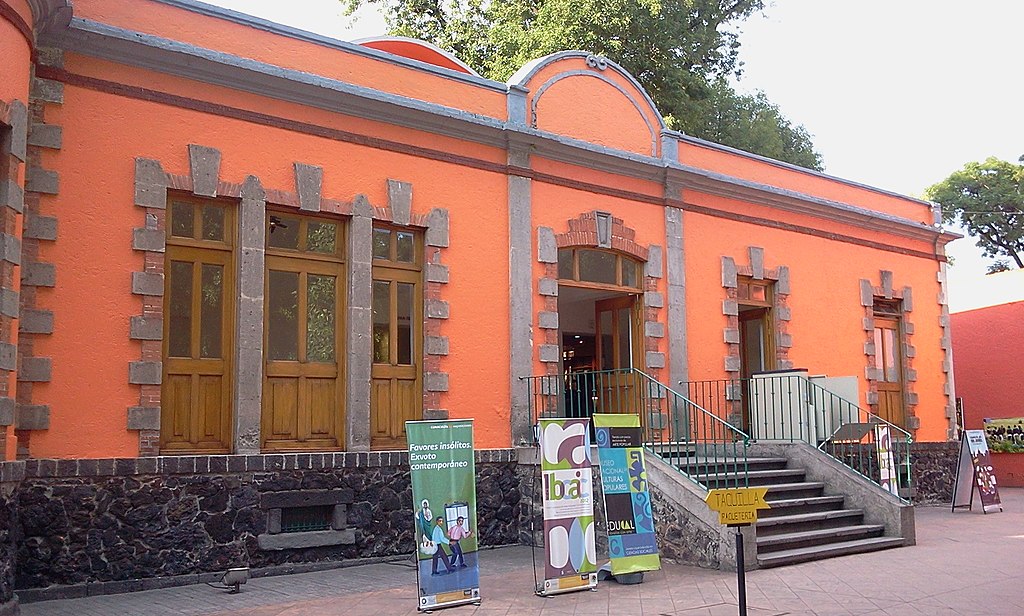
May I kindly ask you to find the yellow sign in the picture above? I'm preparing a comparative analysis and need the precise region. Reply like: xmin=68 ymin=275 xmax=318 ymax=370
xmin=704 ymin=487 xmax=771 ymax=526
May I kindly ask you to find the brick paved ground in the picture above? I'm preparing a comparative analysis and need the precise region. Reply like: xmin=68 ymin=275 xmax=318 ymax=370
xmin=20 ymin=488 xmax=1024 ymax=615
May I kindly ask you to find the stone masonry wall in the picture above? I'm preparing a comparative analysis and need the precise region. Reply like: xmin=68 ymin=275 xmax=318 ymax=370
xmin=0 ymin=462 xmax=24 ymax=615
xmin=15 ymin=450 xmax=521 ymax=594
xmin=910 ymin=441 xmax=959 ymax=504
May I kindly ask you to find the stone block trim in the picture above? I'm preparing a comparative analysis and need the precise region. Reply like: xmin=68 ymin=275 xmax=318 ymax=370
xmin=294 ymin=163 xmax=323 ymax=212
xmin=15 ymin=405 xmax=49 ymax=431
xmin=187 ymin=144 xmax=222 ymax=197
xmin=422 ymin=206 xmax=451 ymax=422
xmin=861 ymin=272 xmax=921 ymax=436
xmin=126 ymin=406 xmax=160 ymax=431
xmin=719 ymin=248 xmax=794 ymax=424
xmin=0 ymin=397 xmax=12 ymax=426
xmin=24 ymin=214 xmax=56 ymax=240
xmin=1 ymin=100 xmax=28 ymax=435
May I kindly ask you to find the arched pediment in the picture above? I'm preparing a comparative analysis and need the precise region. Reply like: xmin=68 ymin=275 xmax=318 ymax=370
xmin=508 ymin=52 xmax=665 ymax=157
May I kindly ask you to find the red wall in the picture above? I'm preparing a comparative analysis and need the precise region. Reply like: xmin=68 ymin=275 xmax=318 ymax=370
xmin=952 ymin=301 xmax=1024 ymax=486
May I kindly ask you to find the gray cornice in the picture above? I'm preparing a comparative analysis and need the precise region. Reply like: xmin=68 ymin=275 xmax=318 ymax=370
xmin=151 ymin=0 xmax=506 ymax=92
xmin=26 ymin=0 xmax=72 ymax=34
xmin=43 ymin=18 xmax=950 ymax=247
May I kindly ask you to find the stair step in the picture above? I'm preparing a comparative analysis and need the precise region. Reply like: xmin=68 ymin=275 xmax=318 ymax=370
xmin=690 ymin=468 xmax=806 ymax=485
xmin=757 ymin=536 xmax=906 ymax=568
xmin=756 ymin=509 xmax=865 ymax=535
xmin=761 ymin=482 xmax=826 ymax=499
xmin=757 ymin=524 xmax=885 ymax=553
xmin=756 ymin=495 xmax=846 ymax=518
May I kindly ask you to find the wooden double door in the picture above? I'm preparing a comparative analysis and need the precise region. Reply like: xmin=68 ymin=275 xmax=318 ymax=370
xmin=591 ymin=296 xmax=643 ymax=415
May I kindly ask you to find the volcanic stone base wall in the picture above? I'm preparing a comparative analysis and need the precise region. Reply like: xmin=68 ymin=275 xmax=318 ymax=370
xmin=14 ymin=450 xmax=522 ymax=596
xmin=910 ymin=441 xmax=959 ymax=504
xmin=1 ymin=462 xmax=24 ymax=615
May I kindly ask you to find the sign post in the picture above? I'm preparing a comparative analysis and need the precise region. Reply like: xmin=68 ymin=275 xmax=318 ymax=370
xmin=705 ymin=487 xmax=771 ymax=616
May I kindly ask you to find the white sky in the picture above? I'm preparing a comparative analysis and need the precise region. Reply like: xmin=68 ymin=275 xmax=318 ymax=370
xmin=205 ymin=0 xmax=1022 ymax=309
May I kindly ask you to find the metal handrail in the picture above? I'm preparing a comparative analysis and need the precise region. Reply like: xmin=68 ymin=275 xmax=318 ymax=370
xmin=522 ymin=368 xmax=750 ymax=489
xmin=683 ymin=374 xmax=914 ymax=500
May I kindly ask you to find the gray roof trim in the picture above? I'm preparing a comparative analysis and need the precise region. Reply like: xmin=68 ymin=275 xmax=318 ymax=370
xmin=51 ymin=19 xmax=510 ymax=147
xmin=667 ymin=161 xmax=943 ymax=242
xmin=149 ymin=0 xmax=507 ymax=92
xmin=676 ymin=132 xmax=934 ymax=207
xmin=47 ymin=19 xmax=947 ymax=245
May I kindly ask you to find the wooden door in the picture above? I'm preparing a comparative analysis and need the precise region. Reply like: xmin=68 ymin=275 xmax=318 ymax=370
xmin=162 ymin=199 xmax=234 ymax=453
xmin=593 ymin=296 xmax=642 ymax=415
xmin=874 ymin=316 xmax=906 ymax=427
xmin=262 ymin=214 xmax=345 ymax=451
xmin=370 ymin=227 xmax=423 ymax=449
xmin=739 ymin=307 xmax=774 ymax=431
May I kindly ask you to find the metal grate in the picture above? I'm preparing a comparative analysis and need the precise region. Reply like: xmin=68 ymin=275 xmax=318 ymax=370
xmin=281 ymin=505 xmax=332 ymax=533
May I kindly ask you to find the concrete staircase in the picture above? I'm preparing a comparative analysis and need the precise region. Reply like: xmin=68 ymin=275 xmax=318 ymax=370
xmin=664 ymin=451 xmax=907 ymax=568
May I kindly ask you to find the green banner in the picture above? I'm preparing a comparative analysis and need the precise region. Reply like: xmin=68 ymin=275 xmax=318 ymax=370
xmin=593 ymin=413 xmax=661 ymax=574
xmin=407 ymin=420 xmax=480 ymax=611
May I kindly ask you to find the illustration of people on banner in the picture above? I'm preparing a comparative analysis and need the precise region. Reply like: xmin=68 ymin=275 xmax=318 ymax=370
xmin=593 ymin=413 xmax=661 ymax=575
xmin=408 ymin=420 xmax=481 ymax=610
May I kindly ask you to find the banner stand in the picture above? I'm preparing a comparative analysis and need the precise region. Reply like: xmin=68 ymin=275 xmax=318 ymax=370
xmin=534 ymin=418 xmax=599 ymax=597
xmin=407 ymin=419 xmax=483 ymax=612
xmin=952 ymin=429 xmax=1002 ymax=514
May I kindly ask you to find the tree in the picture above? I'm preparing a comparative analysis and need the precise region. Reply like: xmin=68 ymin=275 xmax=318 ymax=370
xmin=342 ymin=0 xmax=824 ymax=170
xmin=926 ymin=157 xmax=1024 ymax=269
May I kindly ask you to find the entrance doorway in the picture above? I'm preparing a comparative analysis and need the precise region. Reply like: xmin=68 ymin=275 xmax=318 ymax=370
xmin=558 ymin=287 xmax=643 ymax=417
xmin=737 ymin=278 xmax=775 ymax=431
xmin=872 ymin=307 xmax=906 ymax=428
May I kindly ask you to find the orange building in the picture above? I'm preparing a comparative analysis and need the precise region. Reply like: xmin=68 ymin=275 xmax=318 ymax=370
xmin=0 ymin=0 xmax=962 ymax=601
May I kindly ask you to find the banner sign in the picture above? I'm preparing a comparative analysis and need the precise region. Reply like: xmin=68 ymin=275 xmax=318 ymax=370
xmin=593 ymin=414 xmax=661 ymax=574
xmin=952 ymin=429 xmax=1002 ymax=514
xmin=407 ymin=419 xmax=481 ymax=611
xmin=983 ymin=417 xmax=1024 ymax=453
xmin=874 ymin=426 xmax=900 ymax=497
xmin=538 ymin=418 xmax=598 ymax=596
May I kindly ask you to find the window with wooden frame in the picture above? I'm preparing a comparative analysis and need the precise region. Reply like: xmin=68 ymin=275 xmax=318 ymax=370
xmin=370 ymin=226 xmax=423 ymax=449
xmin=557 ymin=248 xmax=642 ymax=290
xmin=263 ymin=213 xmax=346 ymax=451
xmin=162 ymin=197 xmax=235 ymax=453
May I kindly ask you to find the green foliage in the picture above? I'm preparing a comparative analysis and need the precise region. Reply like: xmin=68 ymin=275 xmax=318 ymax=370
xmin=342 ymin=0 xmax=823 ymax=169
xmin=926 ymin=157 xmax=1024 ymax=269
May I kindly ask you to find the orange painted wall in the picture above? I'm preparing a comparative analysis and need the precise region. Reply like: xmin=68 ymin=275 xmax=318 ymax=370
xmin=29 ymin=69 xmax=512 ymax=458
xmin=678 ymin=141 xmax=934 ymax=225
xmin=683 ymin=209 xmax=949 ymax=442
xmin=523 ymin=56 xmax=663 ymax=158
xmin=72 ymin=0 xmax=507 ymax=120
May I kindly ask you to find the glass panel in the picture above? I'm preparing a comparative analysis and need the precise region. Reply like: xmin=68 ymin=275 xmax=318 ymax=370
xmin=268 ymin=270 xmax=299 ymax=361
xmin=373 ymin=228 xmax=391 ymax=260
xmin=621 ymin=259 xmax=638 ymax=288
xmin=599 ymin=310 xmax=613 ymax=370
xmin=883 ymin=327 xmax=899 ymax=382
xmin=742 ymin=318 xmax=766 ymax=374
xmin=199 ymin=264 xmax=223 ymax=359
xmin=578 ymin=250 xmax=616 ymax=285
xmin=873 ymin=327 xmax=885 ymax=373
xmin=306 ymin=274 xmax=336 ymax=363
xmin=202 ymin=206 xmax=225 ymax=242
xmin=737 ymin=282 xmax=750 ymax=301
xmin=307 ymin=221 xmax=338 ymax=255
xmin=617 ymin=308 xmax=632 ymax=369
xmin=170 ymin=201 xmax=195 ymax=238
xmin=268 ymin=215 xmax=300 ymax=250
xmin=168 ymin=261 xmax=193 ymax=357
xmin=557 ymin=249 xmax=574 ymax=279
xmin=396 ymin=232 xmax=414 ymax=263
xmin=397 ymin=282 xmax=414 ymax=365
xmin=372 ymin=280 xmax=391 ymax=363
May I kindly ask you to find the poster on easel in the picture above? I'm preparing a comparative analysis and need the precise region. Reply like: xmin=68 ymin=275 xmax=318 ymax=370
xmin=408 ymin=419 xmax=481 ymax=611
xmin=593 ymin=413 xmax=661 ymax=575
xmin=537 ymin=418 xmax=598 ymax=596
xmin=952 ymin=429 xmax=1002 ymax=514
xmin=874 ymin=425 xmax=900 ymax=497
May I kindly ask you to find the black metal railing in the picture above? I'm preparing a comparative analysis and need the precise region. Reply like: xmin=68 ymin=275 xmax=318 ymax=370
xmin=523 ymin=368 xmax=750 ymax=488
xmin=683 ymin=374 xmax=913 ymax=499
